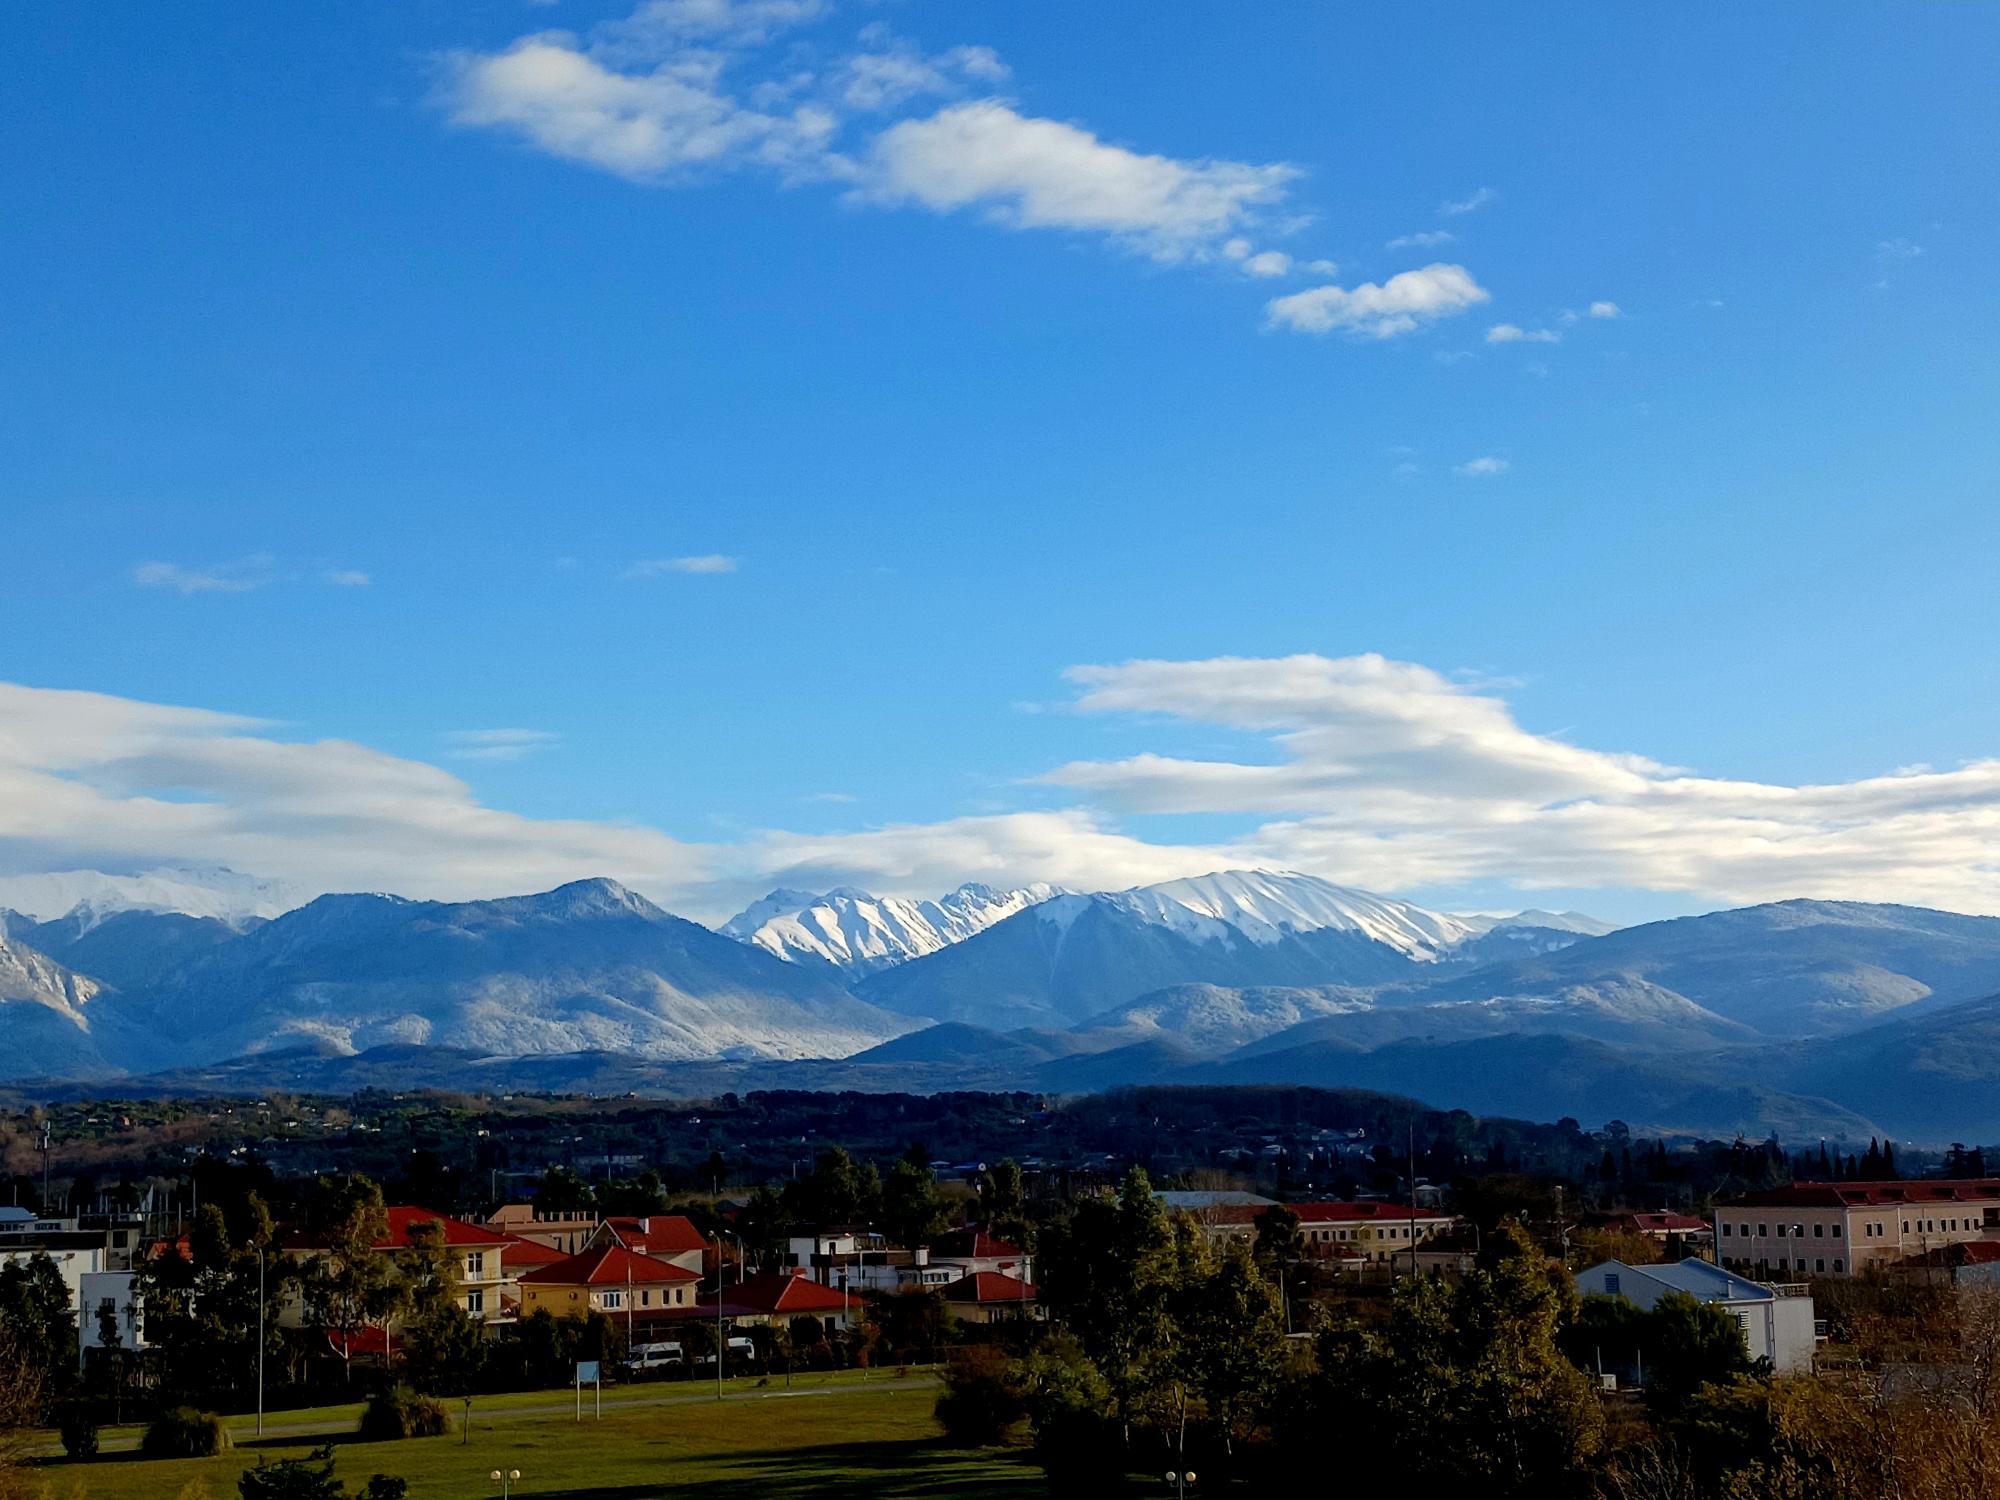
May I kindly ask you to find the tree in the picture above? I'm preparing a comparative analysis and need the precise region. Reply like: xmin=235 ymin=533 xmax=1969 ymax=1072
xmin=1037 ymin=1168 xmax=1178 ymax=1441
xmin=881 ymin=1159 xmax=946 ymax=1251
xmin=1172 ymin=1244 xmax=1288 ymax=1454
xmin=1301 ymin=1222 xmax=1602 ymax=1495
xmin=399 ymin=1303 xmax=485 ymax=1397
xmin=395 ymin=1219 xmax=461 ymax=1321
xmin=1641 ymin=1289 xmax=1757 ymax=1416
xmin=0 ymin=1253 xmax=77 ymax=1402
xmin=533 ymin=1167 xmax=595 ymax=1215
xmin=301 ymin=1178 xmax=397 ymax=1384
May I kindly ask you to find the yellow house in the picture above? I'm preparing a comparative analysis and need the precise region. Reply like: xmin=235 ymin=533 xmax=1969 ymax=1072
xmin=517 ymin=1243 xmax=701 ymax=1320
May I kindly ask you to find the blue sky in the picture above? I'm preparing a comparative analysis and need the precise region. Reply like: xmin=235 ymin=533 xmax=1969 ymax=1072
xmin=3 ymin=2 xmax=1998 ymax=924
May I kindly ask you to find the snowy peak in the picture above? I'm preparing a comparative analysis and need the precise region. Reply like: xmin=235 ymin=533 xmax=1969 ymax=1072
xmin=1456 ymin=908 xmax=1620 ymax=938
xmin=725 ymin=883 xmax=1065 ymax=975
xmin=0 ymin=865 xmax=306 ymax=926
xmin=1108 ymin=870 xmax=1478 ymax=961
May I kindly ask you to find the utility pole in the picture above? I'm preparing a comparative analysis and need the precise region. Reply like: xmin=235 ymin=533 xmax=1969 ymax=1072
xmin=714 ymin=1233 xmax=727 ymax=1402
xmin=37 ymin=1122 xmax=52 ymax=1213
xmin=257 ymin=1245 xmax=266 ymax=1437
xmin=1407 ymin=1117 xmax=1419 ymax=1281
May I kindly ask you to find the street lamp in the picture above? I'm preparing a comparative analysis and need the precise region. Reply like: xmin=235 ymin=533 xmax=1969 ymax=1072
xmin=256 ymin=1244 xmax=265 ymax=1438
xmin=1164 ymin=1472 xmax=1197 ymax=1497
xmin=489 ymin=1468 xmax=521 ymax=1497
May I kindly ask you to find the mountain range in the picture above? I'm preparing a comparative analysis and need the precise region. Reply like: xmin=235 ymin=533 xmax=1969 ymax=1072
xmin=9 ymin=866 xmax=2000 ymax=1141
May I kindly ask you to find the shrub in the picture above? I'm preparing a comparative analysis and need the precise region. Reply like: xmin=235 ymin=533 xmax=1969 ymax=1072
xmin=238 ymin=1451 xmax=342 ymax=1500
xmin=358 ymin=1386 xmax=450 ymax=1441
xmin=360 ymin=1385 xmax=450 ymax=1441
xmin=935 ymin=1346 xmax=1026 ymax=1446
xmin=57 ymin=1403 xmax=98 ymax=1459
xmin=361 ymin=1479 xmax=409 ymax=1500
xmin=143 ymin=1406 xmax=230 ymax=1458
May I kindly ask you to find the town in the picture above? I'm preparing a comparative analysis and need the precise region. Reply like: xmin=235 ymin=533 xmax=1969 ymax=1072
xmin=0 ymin=1085 xmax=1996 ymax=1494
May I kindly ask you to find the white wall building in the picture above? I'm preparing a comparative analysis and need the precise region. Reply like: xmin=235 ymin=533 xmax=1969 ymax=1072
xmin=1576 ymin=1258 xmax=1818 ymax=1375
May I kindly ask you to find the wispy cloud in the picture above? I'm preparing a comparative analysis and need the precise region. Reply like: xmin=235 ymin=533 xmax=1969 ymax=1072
xmin=1453 ymin=456 xmax=1510 ymax=477
xmin=441 ymin=2 xmax=1347 ymax=312
xmin=443 ymin=728 xmax=562 ymax=762
xmin=865 ymin=100 xmax=1296 ymax=260
xmin=625 ymin=554 xmax=739 ymax=577
xmin=132 ymin=557 xmax=275 ymax=595
xmin=1386 ymin=230 xmax=1454 ymax=250
xmin=325 ymin=569 xmax=372 ymax=588
xmin=1486 ymin=323 xmax=1560 ymax=344
xmin=1265 ymin=264 xmax=1489 ymax=338
xmin=1588 ymin=300 xmax=1620 ymax=319
xmin=15 ymin=658 xmax=2000 ymax=921
xmin=1876 ymin=237 xmax=1924 ymax=262
xmin=1439 ymin=186 xmax=1498 ymax=216
xmin=806 ymin=790 xmax=857 ymax=803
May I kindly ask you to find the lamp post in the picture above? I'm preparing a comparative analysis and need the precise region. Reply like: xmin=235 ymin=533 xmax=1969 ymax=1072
xmin=256 ymin=1244 xmax=265 ymax=1438
xmin=713 ymin=1233 xmax=727 ymax=1402
xmin=1164 ymin=1471 xmax=1197 ymax=1498
xmin=489 ymin=1468 xmax=521 ymax=1497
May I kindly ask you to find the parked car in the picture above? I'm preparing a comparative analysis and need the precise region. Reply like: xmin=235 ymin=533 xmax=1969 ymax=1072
xmin=622 ymin=1341 xmax=685 ymax=1376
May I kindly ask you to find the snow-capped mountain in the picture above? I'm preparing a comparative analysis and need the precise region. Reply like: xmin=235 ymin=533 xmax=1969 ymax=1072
xmin=857 ymin=870 xmax=1522 ymax=1030
xmin=722 ymin=883 xmax=1065 ymax=975
xmin=1456 ymin=909 xmax=1621 ymax=938
xmin=1108 ymin=870 xmax=1479 ymax=959
xmin=0 ymin=865 xmax=305 ymax=925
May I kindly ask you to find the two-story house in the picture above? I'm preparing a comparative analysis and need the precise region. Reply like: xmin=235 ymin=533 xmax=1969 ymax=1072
xmin=1715 ymin=1180 xmax=2000 ymax=1279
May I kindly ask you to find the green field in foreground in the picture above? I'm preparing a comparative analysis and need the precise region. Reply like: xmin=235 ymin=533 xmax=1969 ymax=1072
xmin=25 ymin=1377 xmax=1043 ymax=1499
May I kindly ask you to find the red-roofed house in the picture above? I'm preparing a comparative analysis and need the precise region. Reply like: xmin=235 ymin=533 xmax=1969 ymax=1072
xmin=1185 ymin=1200 xmax=1458 ymax=1266
xmin=929 ymin=1228 xmax=1033 ymax=1284
xmin=1717 ymin=1180 xmax=2000 ymax=1279
xmin=1891 ymin=1240 xmax=2000 ymax=1288
xmin=1614 ymin=1212 xmax=1713 ymax=1246
xmin=518 ymin=1243 xmax=701 ymax=1322
xmin=283 ymin=1206 xmax=511 ymax=1327
xmin=706 ymin=1269 xmax=856 ymax=1331
xmin=485 ymin=1203 xmax=600 ymax=1256
xmin=585 ymin=1215 xmax=707 ymax=1277
xmin=941 ymin=1272 xmax=1040 ymax=1324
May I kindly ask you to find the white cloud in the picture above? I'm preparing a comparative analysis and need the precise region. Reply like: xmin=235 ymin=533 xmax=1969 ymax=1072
xmin=132 ymin=558 xmax=275 ymax=595
xmin=1452 ymin=456 xmax=1509 ymax=476
xmin=603 ymin=0 xmax=827 ymax=49
xmin=1876 ymin=237 xmax=1924 ymax=261
xmin=625 ymin=554 xmax=739 ymax=576
xmin=14 ymin=660 xmax=2000 ymax=923
xmin=1241 ymin=250 xmax=1292 ymax=277
xmin=443 ymin=728 xmax=561 ymax=762
xmin=1486 ymin=323 xmax=1559 ymax=344
xmin=1265 ymin=264 xmax=1489 ymax=338
xmin=866 ymin=101 xmax=1296 ymax=258
xmin=325 ymin=569 xmax=372 ymax=587
xmin=837 ymin=39 xmax=1010 ymax=111
xmin=1588 ymin=300 xmax=1620 ymax=319
xmin=1439 ymin=186 xmax=1498 ymax=216
xmin=444 ymin=34 xmax=839 ymax=181
xmin=1386 ymin=230 xmax=1454 ymax=250
xmin=1033 ymin=653 xmax=2000 ymax=915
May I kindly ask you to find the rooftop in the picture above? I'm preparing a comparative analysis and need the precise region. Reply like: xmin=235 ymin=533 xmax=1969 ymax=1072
xmin=519 ymin=1244 xmax=701 ymax=1287
xmin=1722 ymin=1179 xmax=2000 ymax=1210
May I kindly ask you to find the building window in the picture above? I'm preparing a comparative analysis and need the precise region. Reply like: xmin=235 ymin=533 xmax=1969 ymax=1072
xmin=1605 ymin=1274 xmax=1621 ymax=1295
xmin=1831 ymin=1224 xmax=1842 ymax=1238
xmin=1813 ymin=1224 xmax=1823 ymax=1237
xmin=601 ymin=1290 xmax=623 ymax=1309
xmin=1758 ymin=1224 xmax=1768 ymax=1237
xmin=641 ymin=1290 xmax=651 ymax=1306
xmin=1816 ymin=1259 xmax=1825 ymax=1273
xmin=467 ymin=1252 xmax=484 ymax=1276
xmin=467 ymin=1290 xmax=484 ymax=1314
xmin=1834 ymin=1260 xmax=1845 ymax=1273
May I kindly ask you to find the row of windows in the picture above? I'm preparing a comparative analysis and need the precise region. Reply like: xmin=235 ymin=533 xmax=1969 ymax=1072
xmin=597 ymin=1287 xmax=690 ymax=1310
xmin=1727 ymin=1257 xmax=1847 ymax=1275
xmin=1721 ymin=1222 xmax=1844 ymax=1239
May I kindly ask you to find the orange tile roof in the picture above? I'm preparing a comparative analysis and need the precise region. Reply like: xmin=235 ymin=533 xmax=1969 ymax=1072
xmin=941 ymin=1271 xmax=1036 ymax=1304
xmin=373 ymin=1206 xmax=510 ymax=1251
xmin=519 ymin=1244 xmax=701 ymax=1287
xmin=708 ymin=1270 xmax=852 ymax=1316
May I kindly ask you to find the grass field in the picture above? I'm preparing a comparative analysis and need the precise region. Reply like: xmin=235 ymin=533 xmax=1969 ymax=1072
xmin=23 ymin=1374 xmax=1045 ymax=1499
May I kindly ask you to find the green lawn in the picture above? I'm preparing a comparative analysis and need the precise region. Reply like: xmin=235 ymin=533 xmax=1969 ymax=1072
xmin=27 ymin=1377 xmax=1044 ymax=1499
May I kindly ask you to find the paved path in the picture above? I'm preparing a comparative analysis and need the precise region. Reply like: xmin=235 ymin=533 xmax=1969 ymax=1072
xmin=41 ymin=1374 xmax=942 ymax=1457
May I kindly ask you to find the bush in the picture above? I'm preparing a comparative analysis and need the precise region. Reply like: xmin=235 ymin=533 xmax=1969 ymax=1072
xmin=360 ymin=1479 xmax=409 ymax=1500
xmin=57 ymin=1403 xmax=99 ymax=1459
xmin=358 ymin=1386 xmax=450 ymax=1441
xmin=935 ymin=1347 xmax=1026 ymax=1446
xmin=143 ymin=1406 xmax=230 ymax=1458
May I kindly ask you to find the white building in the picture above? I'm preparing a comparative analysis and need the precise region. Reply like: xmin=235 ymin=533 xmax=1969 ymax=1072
xmin=1576 ymin=1258 xmax=1818 ymax=1375
xmin=78 ymin=1270 xmax=145 ymax=1365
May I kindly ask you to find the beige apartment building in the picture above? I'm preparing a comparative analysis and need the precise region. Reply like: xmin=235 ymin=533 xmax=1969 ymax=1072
xmin=1716 ymin=1180 xmax=2000 ymax=1278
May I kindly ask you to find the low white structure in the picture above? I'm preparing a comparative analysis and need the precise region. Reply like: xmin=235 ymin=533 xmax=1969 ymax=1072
xmin=1576 ymin=1258 xmax=1817 ymax=1375
xmin=78 ymin=1270 xmax=144 ymax=1365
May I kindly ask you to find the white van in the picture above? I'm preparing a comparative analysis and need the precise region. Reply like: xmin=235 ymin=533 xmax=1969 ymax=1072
xmin=624 ymin=1341 xmax=685 ymax=1373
